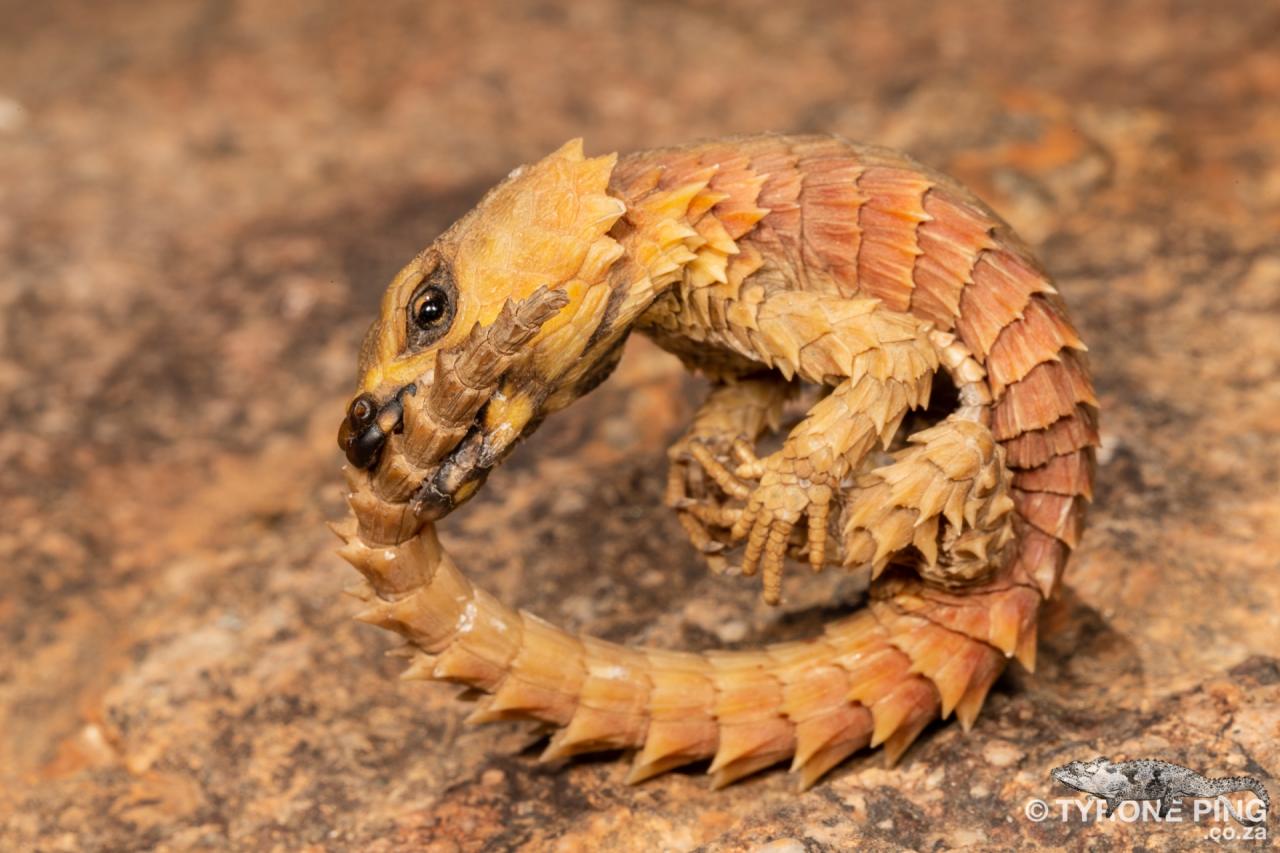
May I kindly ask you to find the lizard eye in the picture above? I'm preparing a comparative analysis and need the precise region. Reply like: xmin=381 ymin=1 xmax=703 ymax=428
xmin=413 ymin=287 xmax=449 ymax=328
xmin=406 ymin=268 xmax=457 ymax=350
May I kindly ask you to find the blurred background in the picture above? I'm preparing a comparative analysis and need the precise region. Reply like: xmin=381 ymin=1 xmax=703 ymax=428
xmin=2 ymin=1 xmax=1278 ymax=849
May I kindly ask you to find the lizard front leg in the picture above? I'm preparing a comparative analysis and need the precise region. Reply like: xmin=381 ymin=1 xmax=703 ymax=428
xmin=665 ymin=376 xmax=791 ymax=564
xmin=703 ymin=292 xmax=939 ymax=604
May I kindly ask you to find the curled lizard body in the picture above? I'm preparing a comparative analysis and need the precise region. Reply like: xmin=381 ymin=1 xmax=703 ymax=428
xmin=333 ymin=134 xmax=1098 ymax=789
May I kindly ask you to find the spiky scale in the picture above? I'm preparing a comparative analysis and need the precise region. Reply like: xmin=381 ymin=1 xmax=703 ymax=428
xmin=707 ymin=720 xmax=795 ymax=779
xmin=870 ymin=678 xmax=938 ymax=749
xmin=541 ymin=705 xmax=647 ymax=761
xmin=794 ymin=717 xmax=873 ymax=790
xmin=790 ymin=704 xmax=870 ymax=773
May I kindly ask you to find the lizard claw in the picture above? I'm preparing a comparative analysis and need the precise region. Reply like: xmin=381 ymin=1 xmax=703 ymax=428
xmin=687 ymin=440 xmax=753 ymax=500
xmin=676 ymin=511 xmax=726 ymax=554
xmin=730 ymin=437 xmax=766 ymax=478
xmin=667 ymin=435 xmax=753 ymax=564
xmin=669 ymin=434 xmax=835 ymax=599
xmin=731 ymin=455 xmax=834 ymax=605
xmin=682 ymin=501 xmax=743 ymax=529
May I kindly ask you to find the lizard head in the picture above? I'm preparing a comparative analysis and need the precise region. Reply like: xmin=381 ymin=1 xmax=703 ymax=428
xmin=338 ymin=139 xmax=628 ymax=518
xmin=1051 ymin=757 xmax=1117 ymax=793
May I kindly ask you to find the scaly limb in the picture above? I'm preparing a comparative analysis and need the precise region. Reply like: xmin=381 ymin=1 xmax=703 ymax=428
xmin=706 ymin=292 xmax=940 ymax=603
xmin=728 ymin=380 xmax=887 ymax=603
xmin=841 ymin=415 xmax=1018 ymax=587
xmin=665 ymin=377 xmax=791 ymax=561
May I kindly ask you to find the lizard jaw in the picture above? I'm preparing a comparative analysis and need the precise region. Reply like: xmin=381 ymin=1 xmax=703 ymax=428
xmin=338 ymin=377 xmax=499 ymax=520
xmin=341 ymin=284 xmax=579 ymax=515
xmin=409 ymin=428 xmax=492 ymax=520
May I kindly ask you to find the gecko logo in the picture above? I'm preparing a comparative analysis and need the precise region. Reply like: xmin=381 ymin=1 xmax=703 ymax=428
xmin=1023 ymin=757 xmax=1270 ymax=840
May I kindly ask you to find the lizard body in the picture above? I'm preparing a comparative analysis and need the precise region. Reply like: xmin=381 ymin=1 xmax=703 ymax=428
xmin=333 ymin=134 xmax=1098 ymax=788
xmin=1053 ymin=758 xmax=1270 ymax=826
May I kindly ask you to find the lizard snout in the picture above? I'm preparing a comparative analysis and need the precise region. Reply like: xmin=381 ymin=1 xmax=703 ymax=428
xmin=338 ymin=392 xmax=405 ymax=469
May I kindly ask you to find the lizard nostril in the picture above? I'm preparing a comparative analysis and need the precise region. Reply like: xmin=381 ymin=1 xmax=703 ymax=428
xmin=347 ymin=394 xmax=378 ymax=429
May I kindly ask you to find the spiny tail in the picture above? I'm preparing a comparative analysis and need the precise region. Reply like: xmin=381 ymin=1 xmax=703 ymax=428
xmin=332 ymin=515 xmax=1039 ymax=789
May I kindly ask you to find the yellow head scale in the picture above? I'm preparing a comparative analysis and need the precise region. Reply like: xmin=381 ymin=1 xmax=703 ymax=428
xmin=338 ymin=140 xmax=627 ymax=517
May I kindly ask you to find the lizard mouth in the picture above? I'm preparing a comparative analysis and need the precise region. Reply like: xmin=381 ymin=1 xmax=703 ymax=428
xmin=407 ymin=427 xmax=491 ymax=520
xmin=338 ymin=382 xmax=493 ymax=521
xmin=340 ymin=285 xmax=574 ymax=516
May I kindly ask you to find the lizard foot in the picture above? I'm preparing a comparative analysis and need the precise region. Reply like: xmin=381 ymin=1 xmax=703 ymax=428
xmin=665 ymin=435 xmax=748 ymax=560
xmin=728 ymin=450 xmax=835 ymax=605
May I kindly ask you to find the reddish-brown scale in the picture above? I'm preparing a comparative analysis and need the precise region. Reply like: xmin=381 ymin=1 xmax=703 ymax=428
xmin=665 ymin=156 xmax=721 ymax=199
xmin=1012 ymin=448 xmax=1096 ymax=499
xmin=703 ymin=151 xmax=762 ymax=237
xmin=1013 ymin=488 xmax=1088 ymax=548
xmin=887 ymin=591 xmax=997 ymax=645
xmin=991 ymin=351 xmax=1097 ymax=441
xmin=795 ymin=154 xmax=867 ymax=292
xmin=986 ymin=296 xmax=1085 ymax=394
xmin=608 ymin=160 xmax=663 ymax=200
xmin=748 ymin=148 xmax=806 ymax=280
xmin=909 ymin=190 xmax=998 ymax=330
xmin=1006 ymin=525 xmax=1071 ymax=597
xmin=852 ymin=165 xmax=932 ymax=312
xmin=1003 ymin=407 xmax=1101 ymax=468
xmin=956 ymin=250 xmax=1053 ymax=360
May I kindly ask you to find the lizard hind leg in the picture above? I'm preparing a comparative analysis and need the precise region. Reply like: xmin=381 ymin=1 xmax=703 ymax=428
xmin=841 ymin=414 xmax=1018 ymax=589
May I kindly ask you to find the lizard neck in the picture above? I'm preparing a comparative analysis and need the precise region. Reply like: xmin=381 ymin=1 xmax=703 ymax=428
xmin=605 ymin=151 xmax=770 ymax=333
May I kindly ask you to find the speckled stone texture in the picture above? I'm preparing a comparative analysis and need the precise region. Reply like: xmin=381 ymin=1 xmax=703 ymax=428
xmin=2 ymin=2 xmax=1278 ymax=850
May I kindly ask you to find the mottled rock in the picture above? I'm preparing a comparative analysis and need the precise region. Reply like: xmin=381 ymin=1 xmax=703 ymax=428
xmin=1 ymin=1 xmax=1277 ymax=850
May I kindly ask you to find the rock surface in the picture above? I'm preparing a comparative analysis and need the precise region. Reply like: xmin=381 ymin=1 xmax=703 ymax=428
xmin=2 ymin=2 xmax=1278 ymax=850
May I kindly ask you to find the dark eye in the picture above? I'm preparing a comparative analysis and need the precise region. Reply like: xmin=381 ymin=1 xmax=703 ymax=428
xmin=405 ymin=267 xmax=457 ymax=350
xmin=413 ymin=286 xmax=449 ymax=330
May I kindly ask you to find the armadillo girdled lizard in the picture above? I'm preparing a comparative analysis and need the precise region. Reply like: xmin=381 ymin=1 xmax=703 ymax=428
xmin=332 ymin=133 xmax=1098 ymax=790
